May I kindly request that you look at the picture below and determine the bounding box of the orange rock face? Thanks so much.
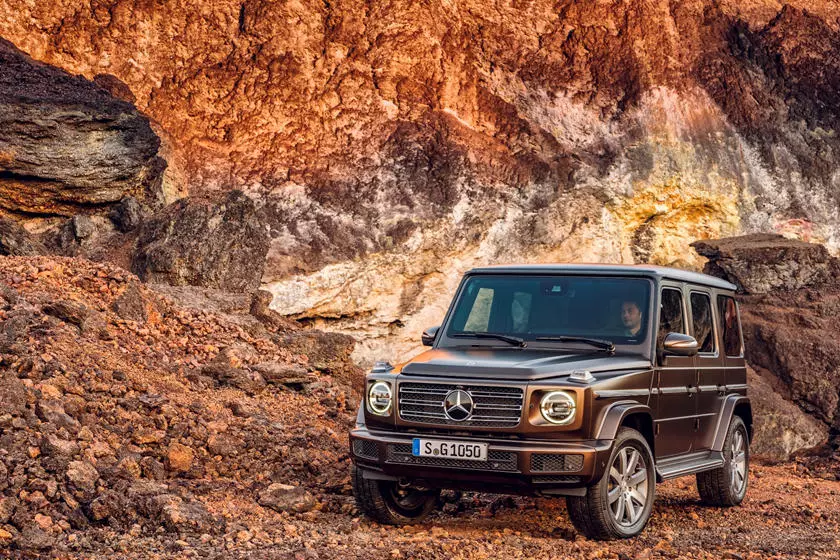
[3,1,840,362]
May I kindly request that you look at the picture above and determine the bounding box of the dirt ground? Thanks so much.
[40,461,839,560]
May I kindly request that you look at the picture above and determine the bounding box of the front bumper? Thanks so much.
[350,426,613,496]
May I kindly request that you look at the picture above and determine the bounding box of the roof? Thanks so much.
[466,263,738,291]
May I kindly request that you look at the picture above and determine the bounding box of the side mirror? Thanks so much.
[662,332,699,356]
[421,326,440,347]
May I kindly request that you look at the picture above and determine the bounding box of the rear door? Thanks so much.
[690,289,725,450]
[718,294,747,393]
[654,284,696,457]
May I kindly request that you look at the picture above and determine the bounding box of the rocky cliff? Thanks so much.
[3,1,840,364]
[694,234,840,459]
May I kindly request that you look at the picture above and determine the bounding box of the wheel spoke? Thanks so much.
[619,448,628,473]
[629,469,647,487]
[630,488,647,508]
[608,485,622,504]
[734,451,746,464]
[626,449,639,474]
[610,466,622,484]
[625,493,637,524]
[614,491,626,522]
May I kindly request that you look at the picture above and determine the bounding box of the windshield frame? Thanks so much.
[436,272,656,357]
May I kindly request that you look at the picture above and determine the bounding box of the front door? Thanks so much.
[654,285,696,458]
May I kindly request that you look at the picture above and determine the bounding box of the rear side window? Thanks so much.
[690,292,715,354]
[658,288,685,348]
[718,295,743,357]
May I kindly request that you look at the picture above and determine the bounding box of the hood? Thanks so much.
[398,347,651,381]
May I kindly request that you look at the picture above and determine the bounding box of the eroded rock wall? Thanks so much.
[0,38,164,217]
[697,234,840,459]
[3,2,840,363]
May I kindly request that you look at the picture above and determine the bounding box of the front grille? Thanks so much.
[532,475,582,483]
[398,382,523,428]
[530,453,584,473]
[385,443,518,472]
[352,439,378,460]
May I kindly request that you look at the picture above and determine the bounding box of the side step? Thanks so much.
[656,450,725,481]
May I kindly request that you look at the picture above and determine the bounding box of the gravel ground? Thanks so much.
[1,255,837,559]
[31,460,838,560]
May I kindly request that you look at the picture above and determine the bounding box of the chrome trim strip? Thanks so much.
[725,384,748,391]
[594,389,650,398]
[654,412,717,423]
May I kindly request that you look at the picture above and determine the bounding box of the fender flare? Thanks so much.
[594,400,655,441]
[711,395,752,451]
[355,402,365,427]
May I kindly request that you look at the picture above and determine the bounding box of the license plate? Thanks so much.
[412,438,488,461]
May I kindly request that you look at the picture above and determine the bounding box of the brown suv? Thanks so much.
[350,264,751,540]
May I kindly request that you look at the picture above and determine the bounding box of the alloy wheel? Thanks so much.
[607,446,649,527]
[730,429,747,495]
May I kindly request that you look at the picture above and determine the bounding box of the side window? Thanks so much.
[463,287,493,331]
[717,295,743,357]
[690,292,715,354]
[658,288,685,348]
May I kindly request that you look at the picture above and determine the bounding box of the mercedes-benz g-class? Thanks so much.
[350,264,751,539]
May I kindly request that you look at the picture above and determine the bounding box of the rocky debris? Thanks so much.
[0,255,360,552]
[691,234,840,294]
[166,444,194,473]
[285,330,364,391]
[132,190,270,293]
[0,38,164,216]
[0,218,46,256]
[111,281,154,323]
[258,483,317,514]
[695,235,840,457]
[252,362,315,388]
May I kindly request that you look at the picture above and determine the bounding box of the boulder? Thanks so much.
[65,460,99,495]
[109,196,144,232]
[132,191,270,293]
[166,443,194,473]
[748,367,829,461]
[112,282,152,323]
[206,434,245,457]
[258,483,316,514]
[0,218,46,256]
[691,234,840,294]
[0,38,164,215]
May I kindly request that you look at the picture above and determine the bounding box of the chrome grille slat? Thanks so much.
[398,382,524,428]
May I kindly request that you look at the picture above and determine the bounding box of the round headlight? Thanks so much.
[367,381,392,415]
[540,391,576,425]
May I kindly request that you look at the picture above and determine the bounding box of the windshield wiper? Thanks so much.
[451,331,527,348]
[534,336,615,354]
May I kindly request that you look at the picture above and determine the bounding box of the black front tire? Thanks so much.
[697,415,749,506]
[351,464,440,525]
[566,427,656,540]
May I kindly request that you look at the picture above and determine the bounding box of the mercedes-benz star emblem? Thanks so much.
[443,390,474,421]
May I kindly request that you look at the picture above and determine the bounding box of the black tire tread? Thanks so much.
[566,427,655,540]
[696,415,748,507]
[351,464,438,525]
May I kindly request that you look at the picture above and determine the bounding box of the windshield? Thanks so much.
[443,275,652,348]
